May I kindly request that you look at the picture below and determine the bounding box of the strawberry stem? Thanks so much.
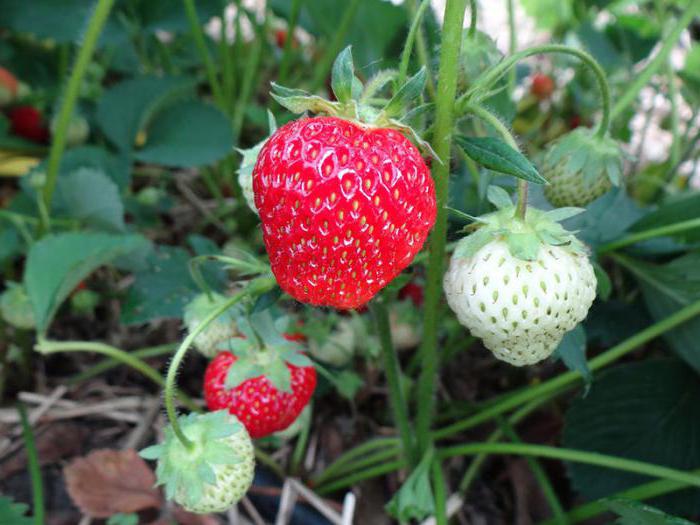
[40,0,115,235]
[457,44,612,139]
[463,103,529,217]
[371,300,416,466]
[415,0,469,463]
[164,277,275,450]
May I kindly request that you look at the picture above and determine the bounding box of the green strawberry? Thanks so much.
[183,293,239,358]
[140,411,255,514]
[0,282,35,330]
[541,128,623,207]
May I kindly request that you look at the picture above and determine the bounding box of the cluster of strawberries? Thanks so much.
[0,67,49,143]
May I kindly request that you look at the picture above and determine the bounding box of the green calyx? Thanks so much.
[236,111,277,213]
[222,310,312,393]
[543,128,623,187]
[139,411,247,509]
[454,186,587,261]
[270,46,434,155]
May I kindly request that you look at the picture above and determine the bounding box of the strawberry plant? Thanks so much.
[2,0,700,523]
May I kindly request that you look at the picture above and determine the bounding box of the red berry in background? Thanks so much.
[204,349,316,439]
[530,73,555,101]
[569,114,582,130]
[399,281,424,307]
[8,106,49,143]
[253,116,436,310]
[0,67,19,105]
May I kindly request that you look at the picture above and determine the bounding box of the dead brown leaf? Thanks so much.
[64,448,162,518]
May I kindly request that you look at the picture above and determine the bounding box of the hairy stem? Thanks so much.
[18,403,44,525]
[41,0,115,234]
[459,44,611,138]
[415,0,469,458]
[372,300,416,466]
[164,277,275,449]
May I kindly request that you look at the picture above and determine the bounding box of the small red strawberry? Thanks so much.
[398,281,424,307]
[531,73,555,101]
[203,312,316,439]
[8,106,49,143]
[253,47,435,310]
[0,67,19,106]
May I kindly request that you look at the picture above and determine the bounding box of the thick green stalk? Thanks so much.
[434,297,700,440]
[317,460,405,495]
[183,0,225,107]
[459,44,611,138]
[467,0,478,38]
[315,447,401,489]
[499,420,568,524]
[439,443,700,490]
[34,340,199,412]
[611,1,700,120]
[313,438,400,485]
[41,0,115,234]
[67,343,177,385]
[415,0,469,458]
[540,469,700,524]
[398,0,432,87]
[18,403,44,525]
[597,217,700,254]
[164,277,275,449]
[372,301,416,466]
[310,0,361,92]
[506,0,517,92]
[431,459,448,525]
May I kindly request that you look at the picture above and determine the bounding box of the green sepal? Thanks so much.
[270,82,339,115]
[331,46,355,103]
[452,188,589,262]
[385,448,435,521]
[224,359,264,389]
[384,68,427,117]
[139,411,247,511]
[487,185,514,210]
[544,128,623,186]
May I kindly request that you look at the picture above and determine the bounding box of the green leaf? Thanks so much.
[54,167,125,232]
[563,359,700,516]
[384,68,427,116]
[628,192,700,245]
[605,499,695,525]
[552,325,591,387]
[0,495,33,525]
[543,207,586,223]
[58,146,131,191]
[521,0,573,30]
[593,260,613,300]
[331,46,355,103]
[134,101,234,167]
[386,449,435,521]
[486,185,514,210]
[620,253,700,373]
[96,76,195,152]
[25,233,148,334]
[106,514,139,525]
[457,136,547,184]
[121,245,222,325]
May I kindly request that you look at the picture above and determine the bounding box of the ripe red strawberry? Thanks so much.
[8,106,49,143]
[531,73,555,100]
[204,337,316,439]
[253,116,436,309]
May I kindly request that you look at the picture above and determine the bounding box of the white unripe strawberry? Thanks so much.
[444,241,596,365]
[140,411,255,514]
[443,186,597,366]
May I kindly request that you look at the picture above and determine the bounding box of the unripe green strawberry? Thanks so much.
[0,282,35,330]
[50,113,89,147]
[541,128,622,207]
[308,318,356,367]
[140,411,254,514]
[183,293,238,358]
[443,187,596,366]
